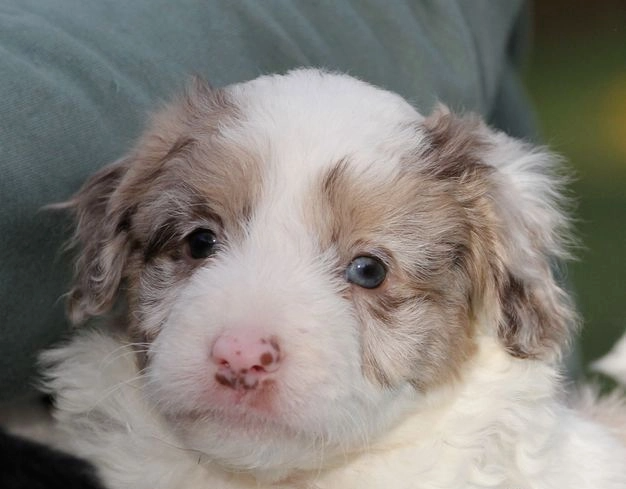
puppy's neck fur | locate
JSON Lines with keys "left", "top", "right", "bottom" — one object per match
{"left": 44, "top": 329, "right": 626, "bottom": 489}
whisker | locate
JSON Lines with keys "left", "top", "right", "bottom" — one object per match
{"left": 99, "top": 342, "right": 151, "bottom": 369}
{"left": 83, "top": 372, "right": 148, "bottom": 420}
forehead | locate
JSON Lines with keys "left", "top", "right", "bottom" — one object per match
{"left": 222, "top": 71, "right": 427, "bottom": 194}
{"left": 126, "top": 71, "right": 440, "bottom": 247}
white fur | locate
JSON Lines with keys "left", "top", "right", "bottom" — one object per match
{"left": 43, "top": 332, "right": 626, "bottom": 489}
{"left": 594, "top": 333, "right": 626, "bottom": 384}
{"left": 41, "top": 70, "right": 626, "bottom": 488}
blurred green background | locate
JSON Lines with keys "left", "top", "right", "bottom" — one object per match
{"left": 526, "top": 1, "right": 626, "bottom": 368}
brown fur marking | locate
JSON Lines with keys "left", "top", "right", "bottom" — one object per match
{"left": 311, "top": 158, "right": 479, "bottom": 389}
{"left": 65, "top": 79, "right": 263, "bottom": 357}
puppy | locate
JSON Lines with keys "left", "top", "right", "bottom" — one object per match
{"left": 42, "top": 69, "right": 626, "bottom": 488}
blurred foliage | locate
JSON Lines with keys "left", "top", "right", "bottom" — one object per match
{"left": 525, "top": 1, "right": 626, "bottom": 366}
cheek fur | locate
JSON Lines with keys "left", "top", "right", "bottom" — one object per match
{"left": 125, "top": 253, "right": 196, "bottom": 351}
{"left": 355, "top": 283, "right": 476, "bottom": 390}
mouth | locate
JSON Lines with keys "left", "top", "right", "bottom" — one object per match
{"left": 162, "top": 376, "right": 283, "bottom": 429}
{"left": 169, "top": 400, "right": 303, "bottom": 444}
{"left": 213, "top": 376, "right": 279, "bottom": 410}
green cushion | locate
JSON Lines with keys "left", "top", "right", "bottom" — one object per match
{"left": 0, "top": 0, "right": 529, "bottom": 400}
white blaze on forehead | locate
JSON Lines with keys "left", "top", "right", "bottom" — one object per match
{"left": 222, "top": 69, "right": 427, "bottom": 202}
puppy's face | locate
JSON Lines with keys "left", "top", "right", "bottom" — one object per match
{"left": 65, "top": 70, "right": 574, "bottom": 478}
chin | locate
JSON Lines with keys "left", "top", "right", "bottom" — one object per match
{"left": 41, "top": 69, "right": 626, "bottom": 489}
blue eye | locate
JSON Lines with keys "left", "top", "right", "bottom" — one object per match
{"left": 346, "top": 256, "right": 387, "bottom": 289}
{"left": 186, "top": 229, "right": 218, "bottom": 259}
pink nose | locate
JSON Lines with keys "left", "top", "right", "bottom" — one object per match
{"left": 211, "top": 333, "right": 281, "bottom": 390}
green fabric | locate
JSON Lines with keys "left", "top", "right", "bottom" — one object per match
{"left": 0, "top": 0, "right": 530, "bottom": 400}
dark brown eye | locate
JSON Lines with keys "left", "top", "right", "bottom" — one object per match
{"left": 346, "top": 256, "right": 387, "bottom": 289}
{"left": 186, "top": 229, "right": 218, "bottom": 259}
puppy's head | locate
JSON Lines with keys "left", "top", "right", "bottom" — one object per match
{"left": 63, "top": 70, "right": 575, "bottom": 478}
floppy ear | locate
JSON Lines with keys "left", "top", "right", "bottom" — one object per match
{"left": 57, "top": 77, "right": 224, "bottom": 325}
{"left": 421, "top": 106, "right": 577, "bottom": 360}
{"left": 59, "top": 158, "right": 133, "bottom": 324}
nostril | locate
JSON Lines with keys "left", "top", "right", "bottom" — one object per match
{"left": 259, "top": 352, "right": 274, "bottom": 366}
{"left": 250, "top": 365, "right": 265, "bottom": 373}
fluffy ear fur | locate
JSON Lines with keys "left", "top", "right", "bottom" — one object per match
{"left": 61, "top": 158, "right": 133, "bottom": 324}
{"left": 60, "top": 77, "right": 223, "bottom": 325}
{"left": 421, "top": 105, "right": 577, "bottom": 360}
